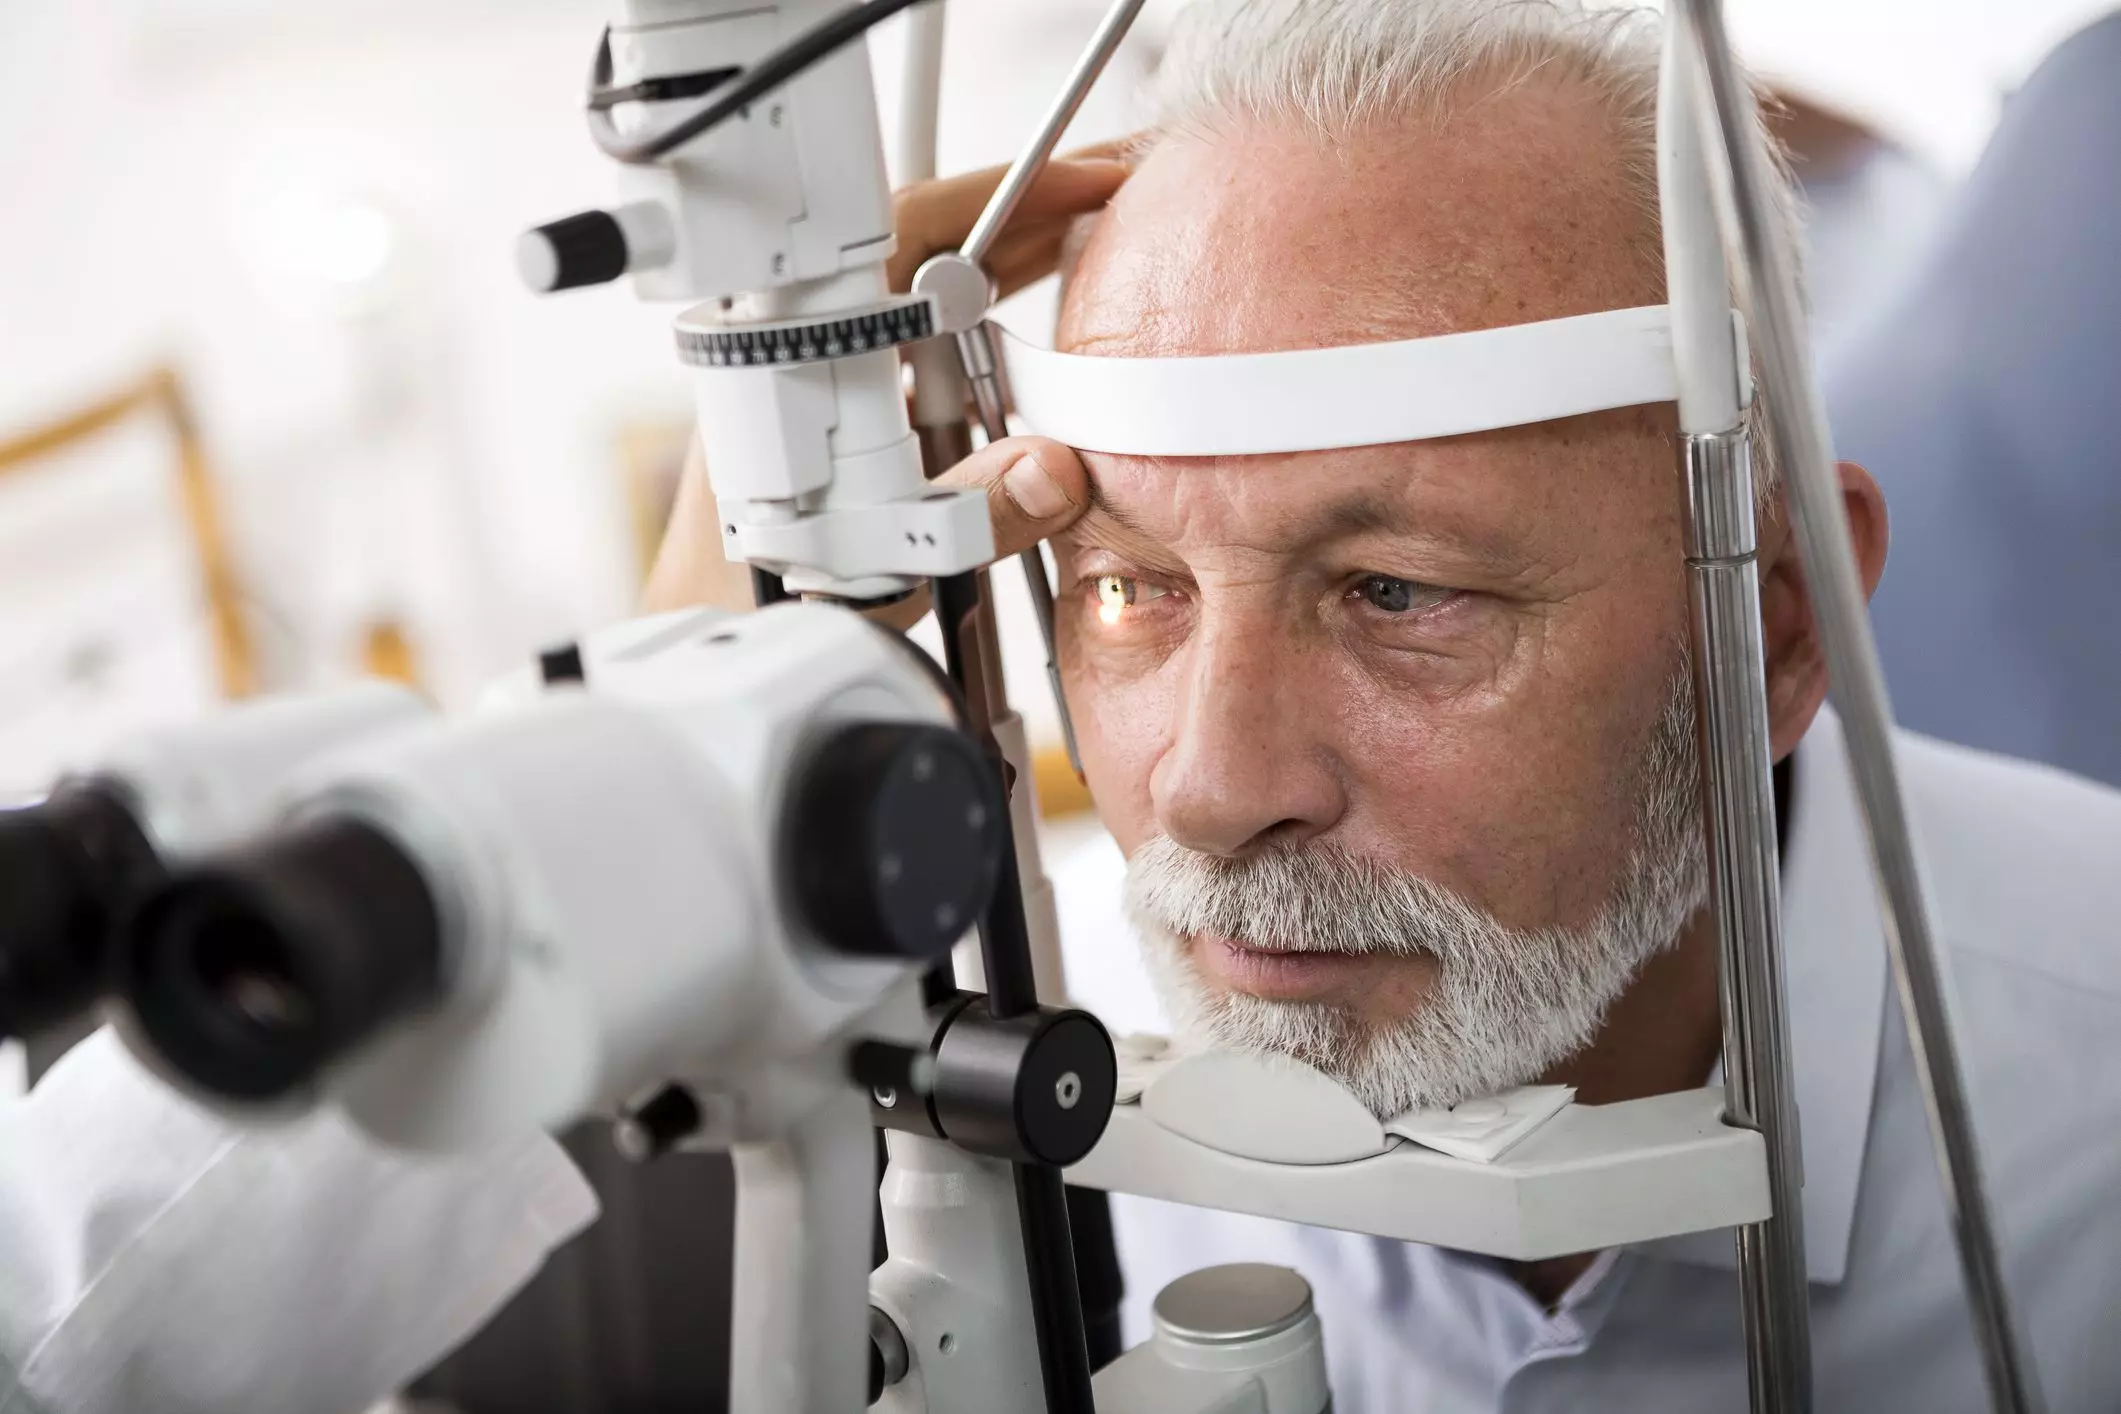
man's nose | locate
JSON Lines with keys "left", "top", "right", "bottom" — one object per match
{"left": 1148, "top": 621, "right": 1346, "bottom": 856}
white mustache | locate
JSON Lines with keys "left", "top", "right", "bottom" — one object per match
{"left": 1125, "top": 836, "right": 1497, "bottom": 962}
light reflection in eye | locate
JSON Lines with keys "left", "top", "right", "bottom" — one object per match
{"left": 1095, "top": 574, "right": 1134, "bottom": 626}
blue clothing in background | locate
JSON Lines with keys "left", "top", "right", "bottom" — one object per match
{"left": 1825, "top": 12, "right": 2121, "bottom": 786}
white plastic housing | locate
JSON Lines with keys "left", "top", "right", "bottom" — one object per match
{"left": 278, "top": 604, "right": 953, "bottom": 1151}
{"left": 590, "top": 1, "right": 987, "bottom": 596}
{"left": 691, "top": 272, "right": 994, "bottom": 596}
{"left": 605, "top": 0, "right": 894, "bottom": 303}
{"left": 78, "top": 683, "right": 430, "bottom": 857}
{"left": 870, "top": 1132, "right": 1045, "bottom": 1414}
{"left": 1069, "top": 1086, "right": 1769, "bottom": 1261}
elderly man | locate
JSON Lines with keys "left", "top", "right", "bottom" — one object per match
{"left": 671, "top": 0, "right": 2121, "bottom": 1408}
{"left": 5, "top": 2, "right": 2118, "bottom": 1412}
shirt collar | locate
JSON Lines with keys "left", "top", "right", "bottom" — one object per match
{"left": 1639, "top": 704, "right": 1890, "bottom": 1285}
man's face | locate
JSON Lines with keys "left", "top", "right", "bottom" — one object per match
{"left": 1052, "top": 90, "right": 1707, "bottom": 1112}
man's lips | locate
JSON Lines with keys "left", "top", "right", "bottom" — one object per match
{"left": 1189, "top": 933, "right": 1377, "bottom": 1002}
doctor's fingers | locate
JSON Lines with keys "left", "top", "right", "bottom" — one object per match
{"left": 934, "top": 434, "right": 1090, "bottom": 563}
{"left": 830, "top": 435, "right": 1090, "bottom": 634}
{"left": 981, "top": 218, "right": 1096, "bottom": 303}
{"left": 887, "top": 153, "right": 1131, "bottom": 294}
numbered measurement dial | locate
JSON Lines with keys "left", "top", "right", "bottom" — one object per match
{"left": 675, "top": 296, "right": 936, "bottom": 368}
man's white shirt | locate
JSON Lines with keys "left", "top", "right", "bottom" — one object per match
{"left": 1077, "top": 708, "right": 2121, "bottom": 1412}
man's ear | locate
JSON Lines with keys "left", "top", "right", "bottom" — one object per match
{"left": 1757, "top": 460, "right": 1889, "bottom": 760}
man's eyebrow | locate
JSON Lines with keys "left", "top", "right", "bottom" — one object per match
{"left": 1313, "top": 490, "right": 1535, "bottom": 575}
{"left": 1084, "top": 478, "right": 1162, "bottom": 542}
{"left": 1312, "top": 492, "right": 1412, "bottom": 539}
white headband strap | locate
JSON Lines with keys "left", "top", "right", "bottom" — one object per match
{"left": 998, "top": 304, "right": 1743, "bottom": 458}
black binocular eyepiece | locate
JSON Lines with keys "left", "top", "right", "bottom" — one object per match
{"left": 119, "top": 816, "right": 444, "bottom": 1104}
{"left": 0, "top": 786, "right": 160, "bottom": 1042}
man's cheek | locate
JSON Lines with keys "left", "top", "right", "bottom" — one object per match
{"left": 1063, "top": 660, "right": 1172, "bottom": 855}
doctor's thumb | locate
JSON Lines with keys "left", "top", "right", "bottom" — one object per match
{"left": 935, "top": 435, "right": 1088, "bottom": 562}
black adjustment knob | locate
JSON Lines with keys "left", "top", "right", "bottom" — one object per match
{"left": 783, "top": 722, "right": 1004, "bottom": 963}
{"left": 0, "top": 786, "right": 160, "bottom": 1040}
{"left": 118, "top": 816, "right": 443, "bottom": 1103}
{"left": 613, "top": 1083, "right": 703, "bottom": 1162}
{"left": 932, "top": 1000, "right": 1118, "bottom": 1167}
{"left": 538, "top": 641, "right": 586, "bottom": 685}
{"left": 517, "top": 210, "right": 631, "bottom": 293}
{"left": 869, "top": 1306, "right": 909, "bottom": 1400}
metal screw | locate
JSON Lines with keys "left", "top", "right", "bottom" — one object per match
{"left": 1055, "top": 1071, "right": 1082, "bottom": 1110}
{"left": 873, "top": 1085, "right": 899, "bottom": 1109}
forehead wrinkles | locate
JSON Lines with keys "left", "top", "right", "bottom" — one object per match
{"left": 1079, "top": 454, "right": 1279, "bottom": 560}
{"left": 1057, "top": 82, "right": 1662, "bottom": 360}
{"left": 1079, "top": 402, "right": 1669, "bottom": 564}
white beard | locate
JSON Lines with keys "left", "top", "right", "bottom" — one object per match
{"left": 1122, "top": 674, "right": 1709, "bottom": 1117}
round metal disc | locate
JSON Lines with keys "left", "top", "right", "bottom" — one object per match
{"left": 1152, "top": 1263, "right": 1315, "bottom": 1346}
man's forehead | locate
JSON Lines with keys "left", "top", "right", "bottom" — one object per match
{"left": 1056, "top": 83, "right": 1662, "bottom": 359}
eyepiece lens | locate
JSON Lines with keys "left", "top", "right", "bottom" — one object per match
{"left": 0, "top": 788, "right": 158, "bottom": 1041}
{"left": 119, "top": 816, "right": 441, "bottom": 1103}
{"left": 191, "top": 912, "right": 314, "bottom": 1035}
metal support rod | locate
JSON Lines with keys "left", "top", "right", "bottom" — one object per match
{"left": 957, "top": 0, "right": 1148, "bottom": 269}
{"left": 931, "top": 570, "right": 1097, "bottom": 1414}
{"left": 959, "top": 323, "right": 1084, "bottom": 774}
{"left": 1684, "top": 429, "right": 1812, "bottom": 1412}
{"left": 942, "top": 0, "right": 1149, "bottom": 779}
{"left": 1680, "top": 4, "right": 2044, "bottom": 1410}
{"left": 727, "top": 1088, "right": 876, "bottom": 1414}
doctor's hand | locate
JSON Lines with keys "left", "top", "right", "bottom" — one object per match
{"left": 641, "top": 151, "right": 1124, "bottom": 617}
{"left": 886, "top": 145, "right": 1131, "bottom": 297}
{"left": 641, "top": 432, "right": 1088, "bottom": 619}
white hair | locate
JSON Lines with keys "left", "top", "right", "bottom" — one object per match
{"left": 1124, "top": 669, "right": 1708, "bottom": 1117}
{"left": 1131, "top": 0, "right": 1803, "bottom": 491}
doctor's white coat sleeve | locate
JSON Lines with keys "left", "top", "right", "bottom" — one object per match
{"left": 0, "top": 1028, "right": 599, "bottom": 1414}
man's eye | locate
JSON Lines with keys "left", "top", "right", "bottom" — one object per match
{"left": 1353, "top": 575, "right": 1451, "bottom": 615}
{"left": 1092, "top": 574, "right": 1168, "bottom": 625}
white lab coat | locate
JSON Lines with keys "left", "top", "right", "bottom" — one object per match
{"left": 0, "top": 1030, "right": 596, "bottom": 1414}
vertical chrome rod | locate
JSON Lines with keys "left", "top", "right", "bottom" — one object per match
{"left": 1660, "top": 10, "right": 1811, "bottom": 1406}
{"left": 948, "top": 0, "right": 1146, "bottom": 779}
{"left": 957, "top": 0, "right": 1147, "bottom": 270}
{"left": 1681, "top": 4, "right": 2044, "bottom": 1410}
{"left": 1686, "top": 429, "right": 1813, "bottom": 1413}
